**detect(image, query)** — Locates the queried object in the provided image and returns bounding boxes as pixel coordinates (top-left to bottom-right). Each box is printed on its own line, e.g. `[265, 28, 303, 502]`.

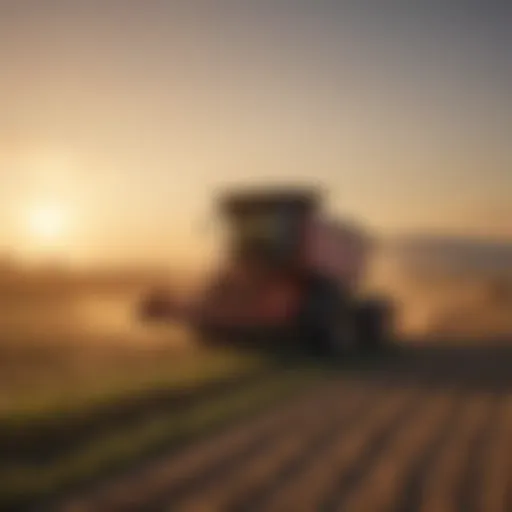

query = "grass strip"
[0, 365, 333, 508]
[0, 349, 268, 429]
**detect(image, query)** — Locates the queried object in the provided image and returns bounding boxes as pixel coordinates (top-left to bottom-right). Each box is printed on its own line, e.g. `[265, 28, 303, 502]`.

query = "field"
[3, 336, 512, 511]
[2, 270, 512, 511]
[55, 341, 512, 512]
[0, 323, 334, 510]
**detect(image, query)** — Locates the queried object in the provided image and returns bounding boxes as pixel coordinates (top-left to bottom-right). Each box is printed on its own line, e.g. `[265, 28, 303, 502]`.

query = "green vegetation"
[0, 348, 267, 428]
[1, 365, 331, 507]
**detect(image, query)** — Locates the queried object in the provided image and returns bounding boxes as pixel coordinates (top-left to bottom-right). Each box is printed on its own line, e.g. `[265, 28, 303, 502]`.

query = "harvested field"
[51, 341, 512, 512]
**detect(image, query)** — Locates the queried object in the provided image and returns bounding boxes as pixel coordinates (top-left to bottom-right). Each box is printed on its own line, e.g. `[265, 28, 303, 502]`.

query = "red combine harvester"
[139, 186, 393, 356]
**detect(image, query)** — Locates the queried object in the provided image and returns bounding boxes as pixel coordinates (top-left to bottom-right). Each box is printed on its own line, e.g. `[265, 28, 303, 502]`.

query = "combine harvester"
[139, 186, 393, 356]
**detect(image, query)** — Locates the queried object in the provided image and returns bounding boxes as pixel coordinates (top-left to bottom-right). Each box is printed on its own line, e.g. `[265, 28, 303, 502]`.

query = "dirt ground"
[57, 341, 512, 512]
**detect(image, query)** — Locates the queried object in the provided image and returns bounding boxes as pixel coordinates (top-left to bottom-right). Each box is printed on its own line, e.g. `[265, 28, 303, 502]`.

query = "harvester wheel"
[355, 299, 393, 352]
[298, 274, 352, 357]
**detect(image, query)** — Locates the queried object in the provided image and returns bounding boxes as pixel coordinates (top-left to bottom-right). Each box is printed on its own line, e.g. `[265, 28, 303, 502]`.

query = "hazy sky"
[0, 0, 511, 267]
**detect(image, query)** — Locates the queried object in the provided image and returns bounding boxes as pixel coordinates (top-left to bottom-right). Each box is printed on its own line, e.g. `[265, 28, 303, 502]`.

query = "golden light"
[27, 205, 67, 242]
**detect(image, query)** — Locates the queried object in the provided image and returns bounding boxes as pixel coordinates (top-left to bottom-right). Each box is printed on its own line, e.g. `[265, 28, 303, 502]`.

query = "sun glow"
[27, 205, 67, 242]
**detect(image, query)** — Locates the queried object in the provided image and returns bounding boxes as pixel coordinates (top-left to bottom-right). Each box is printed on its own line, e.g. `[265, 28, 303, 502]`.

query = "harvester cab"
[218, 187, 320, 273]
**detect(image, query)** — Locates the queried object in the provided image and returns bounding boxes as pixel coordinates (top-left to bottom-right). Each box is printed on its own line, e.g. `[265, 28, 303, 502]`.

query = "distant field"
[0, 287, 204, 414]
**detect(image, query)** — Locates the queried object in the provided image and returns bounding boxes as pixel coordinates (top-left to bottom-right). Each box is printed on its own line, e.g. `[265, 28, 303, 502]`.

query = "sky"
[0, 0, 511, 268]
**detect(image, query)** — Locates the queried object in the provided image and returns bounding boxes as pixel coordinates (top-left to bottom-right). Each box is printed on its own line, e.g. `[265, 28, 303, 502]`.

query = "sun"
[27, 205, 66, 241]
